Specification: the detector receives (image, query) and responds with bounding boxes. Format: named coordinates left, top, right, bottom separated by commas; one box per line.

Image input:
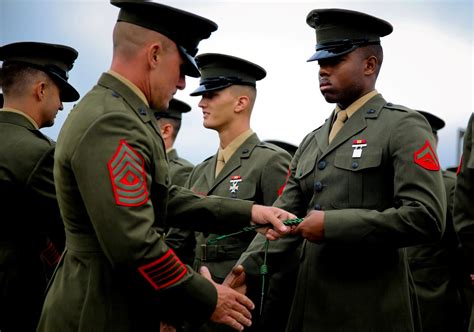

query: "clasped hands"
left=203, top=207, right=324, bottom=330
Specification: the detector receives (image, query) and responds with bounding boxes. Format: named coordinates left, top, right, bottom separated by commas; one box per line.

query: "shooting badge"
left=352, top=139, right=367, bottom=158
left=229, top=175, right=242, bottom=198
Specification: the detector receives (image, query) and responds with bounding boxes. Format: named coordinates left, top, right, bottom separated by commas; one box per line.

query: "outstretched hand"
left=251, top=205, right=296, bottom=240
left=223, top=264, right=247, bottom=295
left=200, top=266, right=254, bottom=331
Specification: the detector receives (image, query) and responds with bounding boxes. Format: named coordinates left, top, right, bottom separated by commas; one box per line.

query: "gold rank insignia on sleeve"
left=108, top=140, right=148, bottom=206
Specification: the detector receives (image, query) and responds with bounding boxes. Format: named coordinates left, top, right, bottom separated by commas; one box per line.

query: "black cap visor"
left=44, top=65, right=79, bottom=102
left=307, top=39, right=379, bottom=62
left=307, top=44, right=358, bottom=62
left=178, top=46, right=200, bottom=78
left=190, top=76, right=255, bottom=96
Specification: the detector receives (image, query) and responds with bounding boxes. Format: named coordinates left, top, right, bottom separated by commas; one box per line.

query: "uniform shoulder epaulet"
left=384, top=102, right=412, bottom=113
left=169, top=158, right=183, bottom=166
left=257, top=142, right=280, bottom=151
left=202, top=155, right=214, bottom=162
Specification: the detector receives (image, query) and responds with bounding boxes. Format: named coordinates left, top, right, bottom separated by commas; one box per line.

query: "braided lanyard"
left=207, top=218, right=304, bottom=315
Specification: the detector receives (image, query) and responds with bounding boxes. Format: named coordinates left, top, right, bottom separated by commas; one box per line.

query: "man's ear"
left=364, top=55, right=378, bottom=76
left=160, top=122, right=173, bottom=139
left=235, top=95, right=249, bottom=113
left=34, top=81, right=46, bottom=101
left=148, top=43, right=161, bottom=68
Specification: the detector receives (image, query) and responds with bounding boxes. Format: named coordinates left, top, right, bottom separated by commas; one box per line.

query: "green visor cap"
left=306, top=8, right=393, bottom=61
left=417, top=110, right=445, bottom=134
left=111, top=0, right=217, bottom=78
left=154, top=98, right=191, bottom=120
left=190, top=53, right=266, bottom=96
left=0, top=42, right=79, bottom=102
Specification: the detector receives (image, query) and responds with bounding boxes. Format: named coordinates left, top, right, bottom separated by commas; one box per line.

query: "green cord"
left=205, top=218, right=304, bottom=317
left=206, top=218, right=304, bottom=244
left=259, top=239, right=269, bottom=316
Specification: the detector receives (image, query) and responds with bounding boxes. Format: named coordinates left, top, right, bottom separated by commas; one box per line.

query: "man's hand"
left=223, top=265, right=246, bottom=295
left=292, top=210, right=325, bottom=243
left=251, top=205, right=295, bottom=240
left=159, top=322, right=176, bottom=332
left=201, top=266, right=254, bottom=331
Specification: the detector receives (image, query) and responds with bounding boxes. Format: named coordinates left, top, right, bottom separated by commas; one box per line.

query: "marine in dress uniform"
left=407, top=111, right=469, bottom=332
left=0, top=42, right=79, bottom=331
left=37, top=2, right=291, bottom=332
left=238, top=8, right=446, bottom=332
left=454, top=113, right=474, bottom=331
left=155, top=98, right=194, bottom=187
left=165, top=54, right=292, bottom=330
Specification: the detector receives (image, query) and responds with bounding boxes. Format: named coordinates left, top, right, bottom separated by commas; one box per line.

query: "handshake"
left=162, top=205, right=325, bottom=331
left=205, top=206, right=325, bottom=330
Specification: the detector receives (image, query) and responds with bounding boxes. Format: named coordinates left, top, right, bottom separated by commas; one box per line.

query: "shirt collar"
left=108, top=70, right=149, bottom=107
left=334, top=89, right=378, bottom=118
left=219, top=129, right=254, bottom=163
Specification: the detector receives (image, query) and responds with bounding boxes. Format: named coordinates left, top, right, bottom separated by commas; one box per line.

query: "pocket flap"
left=334, top=146, right=382, bottom=171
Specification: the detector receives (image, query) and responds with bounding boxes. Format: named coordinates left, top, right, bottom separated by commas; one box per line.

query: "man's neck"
left=218, top=126, right=250, bottom=149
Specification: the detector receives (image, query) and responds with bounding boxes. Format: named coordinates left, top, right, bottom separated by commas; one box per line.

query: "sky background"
left=1, top=0, right=473, bottom=168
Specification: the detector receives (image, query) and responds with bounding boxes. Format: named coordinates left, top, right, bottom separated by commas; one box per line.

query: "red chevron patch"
left=138, top=249, right=188, bottom=291
left=414, top=140, right=440, bottom=171
left=108, top=140, right=148, bottom=206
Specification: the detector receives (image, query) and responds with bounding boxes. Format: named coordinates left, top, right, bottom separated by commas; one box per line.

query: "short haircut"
left=0, top=62, right=49, bottom=96
left=157, top=117, right=181, bottom=142
left=360, top=44, right=384, bottom=77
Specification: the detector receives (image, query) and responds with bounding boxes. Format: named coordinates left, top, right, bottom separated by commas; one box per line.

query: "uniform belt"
left=66, top=232, right=102, bottom=253
left=197, top=244, right=245, bottom=262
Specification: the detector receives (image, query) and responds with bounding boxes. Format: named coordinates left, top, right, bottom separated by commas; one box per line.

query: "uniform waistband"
left=197, top=243, right=246, bottom=262
left=66, top=232, right=102, bottom=253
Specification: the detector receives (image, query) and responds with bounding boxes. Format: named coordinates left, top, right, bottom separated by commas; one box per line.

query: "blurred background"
left=1, top=0, right=472, bottom=169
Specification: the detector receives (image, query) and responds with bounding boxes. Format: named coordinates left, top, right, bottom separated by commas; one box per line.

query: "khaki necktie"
left=215, top=151, right=225, bottom=177
left=328, top=110, right=348, bottom=143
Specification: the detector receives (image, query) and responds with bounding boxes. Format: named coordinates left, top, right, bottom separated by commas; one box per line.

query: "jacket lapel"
left=208, top=133, right=259, bottom=193
left=320, top=94, right=386, bottom=159
left=315, top=116, right=332, bottom=154
left=203, top=153, right=219, bottom=190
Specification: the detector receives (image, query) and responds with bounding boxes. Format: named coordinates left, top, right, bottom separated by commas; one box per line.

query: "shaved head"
left=229, top=85, right=257, bottom=112
left=112, top=21, right=173, bottom=60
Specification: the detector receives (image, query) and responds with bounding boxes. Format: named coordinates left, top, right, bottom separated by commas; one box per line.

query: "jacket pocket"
left=332, top=146, right=385, bottom=209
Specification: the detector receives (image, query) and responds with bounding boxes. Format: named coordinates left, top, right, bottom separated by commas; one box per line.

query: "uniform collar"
left=334, top=89, right=378, bottom=119
left=108, top=70, right=149, bottom=107
left=218, top=129, right=254, bottom=163
left=1, top=107, right=39, bottom=129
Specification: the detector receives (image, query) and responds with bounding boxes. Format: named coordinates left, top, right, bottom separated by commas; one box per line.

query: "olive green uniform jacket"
left=167, top=148, right=193, bottom=188
left=238, top=94, right=446, bottom=332
left=0, top=112, right=64, bottom=332
left=166, top=135, right=291, bottom=273
left=407, top=170, right=468, bottom=332
left=37, top=73, right=254, bottom=332
left=192, top=134, right=290, bottom=281
left=454, top=112, right=474, bottom=330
